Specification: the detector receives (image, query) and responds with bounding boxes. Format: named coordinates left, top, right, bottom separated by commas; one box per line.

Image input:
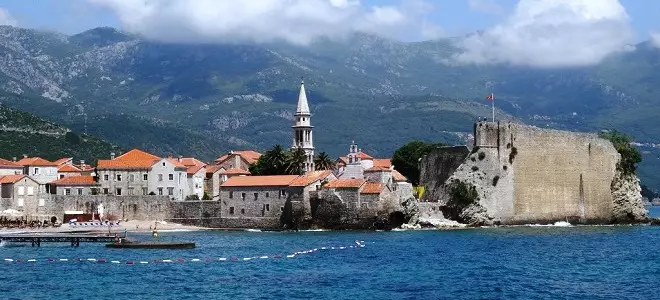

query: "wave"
left=244, top=229, right=262, bottom=232
left=524, top=221, right=574, bottom=227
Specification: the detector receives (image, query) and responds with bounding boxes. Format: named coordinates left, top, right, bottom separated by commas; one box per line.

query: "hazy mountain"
left=0, top=25, right=659, bottom=188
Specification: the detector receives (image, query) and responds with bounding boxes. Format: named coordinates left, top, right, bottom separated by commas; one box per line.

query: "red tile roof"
left=0, top=158, right=22, bottom=169
left=364, top=166, right=392, bottom=173
left=220, top=175, right=298, bottom=187
left=115, top=149, right=160, bottom=161
left=360, top=182, right=384, bottom=194
left=373, top=158, right=391, bottom=168
left=58, top=164, right=83, bottom=173
left=324, top=179, right=365, bottom=189
left=392, top=170, right=408, bottom=182
left=16, top=157, right=58, bottom=166
left=53, top=158, right=73, bottom=166
left=0, top=174, right=26, bottom=184
left=166, top=158, right=187, bottom=169
left=180, top=158, right=206, bottom=175
left=97, top=159, right=156, bottom=170
left=218, top=168, right=251, bottom=175
left=50, top=175, right=99, bottom=186
left=357, top=152, right=373, bottom=160
left=215, top=150, right=262, bottom=165
left=289, top=170, right=333, bottom=187
left=205, top=165, right=224, bottom=174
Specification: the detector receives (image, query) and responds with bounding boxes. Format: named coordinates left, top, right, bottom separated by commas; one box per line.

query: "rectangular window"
left=27, top=186, right=34, bottom=195
left=128, top=187, right=134, bottom=195
left=229, top=207, right=234, bottom=214
left=91, top=188, right=98, bottom=195
left=168, top=174, right=174, bottom=181
left=38, top=198, right=45, bottom=207
left=77, top=188, right=83, bottom=195
left=116, top=174, right=122, bottom=181
left=65, top=188, right=71, bottom=195
left=280, top=206, right=284, bottom=212
left=142, top=188, right=148, bottom=195
left=158, top=188, right=163, bottom=195
left=17, top=198, right=24, bottom=207
left=254, top=193, right=258, bottom=200
left=143, top=174, right=148, bottom=181
left=362, top=203, right=369, bottom=209
left=59, top=174, right=65, bottom=179
left=18, top=186, right=24, bottom=195
left=229, top=191, right=233, bottom=199
left=266, top=204, right=270, bottom=212
left=116, top=188, right=122, bottom=196
left=265, top=192, right=270, bottom=198
left=241, top=208, right=245, bottom=214
left=103, top=188, right=109, bottom=195
left=129, top=174, right=135, bottom=182
left=103, top=174, right=109, bottom=181
left=158, top=174, right=163, bottom=182
left=167, top=187, right=174, bottom=196
left=241, top=193, right=246, bottom=200
left=33, top=167, right=40, bottom=175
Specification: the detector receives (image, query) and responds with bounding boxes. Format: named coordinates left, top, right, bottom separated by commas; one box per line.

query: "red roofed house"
left=15, top=156, right=59, bottom=185
left=181, top=157, right=206, bottom=199
left=0, top=158, right=23, bottom=176
left=0, top=175, right=43, bottom=216
left=214, top=150, right=262, bottom=171
left=55, top=158, right=93, bottom=178
left=205, top=166, right=251, bottom=200
left=95, top=149, right=190, bottom=201
left=48, top=176, right=100, bottom=196
left=319, top=178, right=398, bottom=211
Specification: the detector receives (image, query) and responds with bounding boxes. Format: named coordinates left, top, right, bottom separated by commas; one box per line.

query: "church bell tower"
left=292, top=80, right=315, bottom=173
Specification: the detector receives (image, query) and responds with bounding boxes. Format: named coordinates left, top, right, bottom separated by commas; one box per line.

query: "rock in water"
left=611, top=169, right=648, bottom=223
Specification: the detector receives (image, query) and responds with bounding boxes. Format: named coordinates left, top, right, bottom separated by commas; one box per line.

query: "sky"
left=1, top=0, right=660, bottom=68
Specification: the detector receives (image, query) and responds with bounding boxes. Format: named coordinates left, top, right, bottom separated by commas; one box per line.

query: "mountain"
left=0, top=104, right=119, bottom=162
left=0, top=25, right=659, bottom=188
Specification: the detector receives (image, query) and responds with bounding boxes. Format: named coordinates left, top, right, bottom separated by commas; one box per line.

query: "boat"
left=106, top=238, right=195, bottom=249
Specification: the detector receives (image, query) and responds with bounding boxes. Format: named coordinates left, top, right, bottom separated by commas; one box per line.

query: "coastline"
left=0, top=220, right=207, bottom=235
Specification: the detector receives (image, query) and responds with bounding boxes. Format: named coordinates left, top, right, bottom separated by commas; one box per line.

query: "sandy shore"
left=0, top=220, right=206, bottom=235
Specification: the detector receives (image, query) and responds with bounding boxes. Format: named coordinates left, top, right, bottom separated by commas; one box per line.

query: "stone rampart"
left=421, top=121, right=647, bottom=225
left=51, top=195, right=171, bottom=221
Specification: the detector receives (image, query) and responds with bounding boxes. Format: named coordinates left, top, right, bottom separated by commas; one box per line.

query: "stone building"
left=96, top=149, right=189, bottom=201
left=0, top=158, right=23, bottom=176
left=319, top=178, right=400, bottom=211
left=219, top=175, right=300, bottom=219
left=214, top=150, right=262, bottom=171
left=291, top=80, right=315, bottom=173
left=48, top=175, right=100, bottom=196
left=0, top=174, right=42, bottom=216
left=205, top=166, right=251, bottom=200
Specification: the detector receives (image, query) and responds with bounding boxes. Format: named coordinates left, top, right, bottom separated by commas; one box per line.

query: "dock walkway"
left=0, top=234, right=123, bottom=247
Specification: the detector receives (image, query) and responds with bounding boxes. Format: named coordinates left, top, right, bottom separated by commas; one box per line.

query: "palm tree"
left=314, top=152, right=335, bottom=171
left=287, top=147, right=308, bottom=175
left=265, top=145, right=288, bottom=174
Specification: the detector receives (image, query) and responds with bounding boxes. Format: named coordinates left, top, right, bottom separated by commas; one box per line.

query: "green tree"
left=599, top=130, right=642, bottom=175
left=314, top=152, right=335, bottom=171
left=249, top=145, right=292, bottom=175
left=287, top=147, right=307, bottom=175
left=392, top=140, right=444, bottom=186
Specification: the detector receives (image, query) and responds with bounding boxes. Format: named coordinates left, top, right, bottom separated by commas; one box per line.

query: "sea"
left=2, top=208, right=660, bottom=299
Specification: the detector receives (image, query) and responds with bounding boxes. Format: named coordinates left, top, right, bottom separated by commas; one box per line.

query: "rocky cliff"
left=420, top=122, right=648, bottom=226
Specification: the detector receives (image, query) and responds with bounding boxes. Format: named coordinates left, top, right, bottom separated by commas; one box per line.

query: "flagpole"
left=492, top=98, right=495, bottom=122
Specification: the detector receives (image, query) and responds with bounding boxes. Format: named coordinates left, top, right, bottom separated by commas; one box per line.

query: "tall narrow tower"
left=292, top=80, right=315, bottom=173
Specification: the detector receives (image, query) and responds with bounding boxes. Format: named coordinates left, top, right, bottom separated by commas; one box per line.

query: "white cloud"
left=651, top=32, right=660, bottom=48
left=468, top=0, right=504, bottom=15
left=453, top=0, right=635, bottom=68
left=88, top=0, right=438, bottom=45
left=0, top=8, right=17, bottom=26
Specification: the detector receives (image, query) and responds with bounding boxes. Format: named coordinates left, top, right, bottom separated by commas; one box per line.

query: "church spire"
left=296, top=79, right=310, bottom=115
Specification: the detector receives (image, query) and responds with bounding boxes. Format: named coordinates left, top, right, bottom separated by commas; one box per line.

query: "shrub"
left=185, top=194, right=200, bottom=200
left=449, top=179, right=479, bottom=206
left=509, top=147, right=518, bottom=164
left=492, top=176, right=500, bottom=186
left=478, top=152, right=486, bottom=161
left=503, top=165, right=508, bottom=171
left=202, top=192, right=212, bottom=200
left=471, top=166, right=479, bottom=172
left=599, top=130, right=641, bottom=175
left=471, top=156, right=476, bottom=162
left=471, top=146, right=480, bottom=154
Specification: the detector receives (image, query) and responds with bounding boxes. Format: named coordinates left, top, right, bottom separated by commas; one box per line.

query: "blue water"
left=2, top=208, right=660, bottom=299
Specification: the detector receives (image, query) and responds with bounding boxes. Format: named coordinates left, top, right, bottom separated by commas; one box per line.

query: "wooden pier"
left=0, top=234, right=122, bottom=247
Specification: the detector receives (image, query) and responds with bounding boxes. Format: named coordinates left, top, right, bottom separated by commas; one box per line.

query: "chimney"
left=167, top=154, right=173, bottom=159
left=12, top=157, right=16, bottom=162
left=110, top=152, right=115, bottom=160
left=22, top=154, right=27, bottom=158
left=178, top=155, right=183, bottom=162
left=229, top=150, right=234, bottom=154
left=80, top=160, right=85, bottom=166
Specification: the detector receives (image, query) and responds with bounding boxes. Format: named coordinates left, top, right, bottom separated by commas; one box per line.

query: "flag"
left=486, top=93, right=494, bottom=101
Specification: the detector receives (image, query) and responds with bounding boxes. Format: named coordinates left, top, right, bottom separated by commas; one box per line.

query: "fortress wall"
left=474, top=122, right=619, bottom=224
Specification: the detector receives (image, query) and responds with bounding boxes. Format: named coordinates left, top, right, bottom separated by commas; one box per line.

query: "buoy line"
left=1, top=240, right=369, bottom=265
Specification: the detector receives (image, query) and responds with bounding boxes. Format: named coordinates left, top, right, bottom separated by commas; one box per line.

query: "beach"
left=0, top=220, right=206, bottom=235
